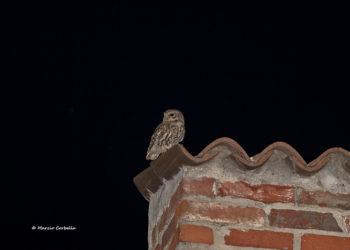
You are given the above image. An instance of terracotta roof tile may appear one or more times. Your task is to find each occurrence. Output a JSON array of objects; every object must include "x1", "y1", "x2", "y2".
[{"x1": 134, "y1": 137, "x2": 350, "y2": 201}]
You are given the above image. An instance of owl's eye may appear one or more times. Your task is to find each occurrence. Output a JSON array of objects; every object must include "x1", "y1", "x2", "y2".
[{"x1": 169, "y1": 113, "x2": 175, "y2": 117}]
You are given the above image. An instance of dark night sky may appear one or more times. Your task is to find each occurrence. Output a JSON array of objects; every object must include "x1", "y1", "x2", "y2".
[{"x1": 5, "y1": 2, "x2": 350, "y2": 250}]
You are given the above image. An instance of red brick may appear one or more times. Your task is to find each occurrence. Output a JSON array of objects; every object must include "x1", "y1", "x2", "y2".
[
  {"x1": 157, "y1": 205, "x2": 172, "y2": 237},
  {"x1": 218, "y1": 181, "x2": 295, "y2": 203},
  {"x1": 301, "y1": 234, "x2": 350, "y2": 250},
  {"x1": 157, "y1": 177, "x2": 216, "y2": 234},
  {"x1": 344, "y1": 216, "x2": 350, "y2": 233},
  {"x1": 152, "y1": 225, "x2": 158, "y2": 247},
  {"x1": 298, "y1": 189, "x2": 350, "y2": 210},
  {"x1": 178, "y1": 224, "x2": 213, "y2": 244},
  {"x1": 161, "y1": 200, "x2": 188, "y2": 247},
  {"x1": 270, "y1": 209, "x2": 342, "y2": 232},
  {"x1": 182, "y1": 178, "x2": 216, "y2": 197},
  {"x1": 183, "y1": 200, "x2": 265, "y2": 226},
  {"x1": 161, "y1": 215, "x2": 176, "y2": 248},
  {"x1": 168, "y1": 229, "x2": 179, "y2": 250},
  {"x1": 224, "y1": 229, "x2": 293, "y2": 249},
  {"x1": 161, "y1": 199, "x2": 265, "y2": 248},
  {"x1": 158, "y1": 180, "x2": 185, "y2": 231}
]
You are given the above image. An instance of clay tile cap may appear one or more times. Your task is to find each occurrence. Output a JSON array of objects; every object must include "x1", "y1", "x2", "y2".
[{"x1": 133, "y1": 137, "x2": 350, "y2": 201}]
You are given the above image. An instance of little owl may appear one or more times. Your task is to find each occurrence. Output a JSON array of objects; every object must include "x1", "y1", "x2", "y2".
[{"x1": 146, "y1": 109, "x2": 185, "y2": 160}]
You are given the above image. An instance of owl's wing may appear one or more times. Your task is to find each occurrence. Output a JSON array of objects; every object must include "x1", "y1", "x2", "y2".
[{"x1": 146, "y1": 123, "x2": 172, "y2": 160}]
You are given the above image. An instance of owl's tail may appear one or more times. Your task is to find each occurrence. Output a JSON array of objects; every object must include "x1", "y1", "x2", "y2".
[{"x1": 146, "y1": 151, "x2": 159, "y2": 160}]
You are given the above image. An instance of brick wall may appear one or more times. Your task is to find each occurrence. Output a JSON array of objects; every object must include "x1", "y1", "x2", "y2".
[
  {"x1": 135, "y1": 140, "x2": 350, "y2": 250},
  {"x1": 150, "y1": 177, "x2": 350, "y2": 250}
]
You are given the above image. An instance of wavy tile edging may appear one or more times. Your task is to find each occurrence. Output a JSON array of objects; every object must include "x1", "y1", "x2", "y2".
[
  {"x1": 134, "y1": 137, "x2": 350, "y2": 201},
  {"x1": 195, "y1": 137, "x2": 350, "y2": 172}
]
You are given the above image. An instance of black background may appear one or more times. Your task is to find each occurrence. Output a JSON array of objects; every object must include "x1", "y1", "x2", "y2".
[{"x1": 6, "y1": 2, "x2": 350, "y2": 250}]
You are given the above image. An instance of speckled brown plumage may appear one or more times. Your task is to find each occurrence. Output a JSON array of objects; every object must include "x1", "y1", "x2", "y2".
[{"x1": 146, "y1": 109, "x2": 185, "y2": 160}]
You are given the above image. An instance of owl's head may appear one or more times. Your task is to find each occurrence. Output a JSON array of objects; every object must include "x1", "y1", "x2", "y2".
[{"x1": 163, "y1": 109, "x2": 184, "y2": 123}]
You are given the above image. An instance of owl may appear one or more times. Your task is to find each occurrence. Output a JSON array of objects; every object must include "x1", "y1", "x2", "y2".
[{"x1": 146, "y1": 109, "x2": 185, "y2": 160}]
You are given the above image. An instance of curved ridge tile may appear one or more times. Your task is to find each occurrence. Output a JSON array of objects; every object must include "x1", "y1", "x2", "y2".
[
  {"x1": 196, "y1": 137, "x2": 250, "y2": 159},
  {"x1": 191, "y1": 137, "x2": 350, "y2": 172},
  {"x1": 134, "y1": 138, "x2": 350, "y2": 201},
  {"x1": 231, "y1": 151, "x2": 273, "y2": 168},
  {"x1": 177, "y1": 144, "x2": 219, "y2": 165}
]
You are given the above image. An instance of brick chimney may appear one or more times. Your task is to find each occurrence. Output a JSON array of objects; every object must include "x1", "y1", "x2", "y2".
[{"x1": 134, "y1": 137, "x2": 350, "y2": 250}]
